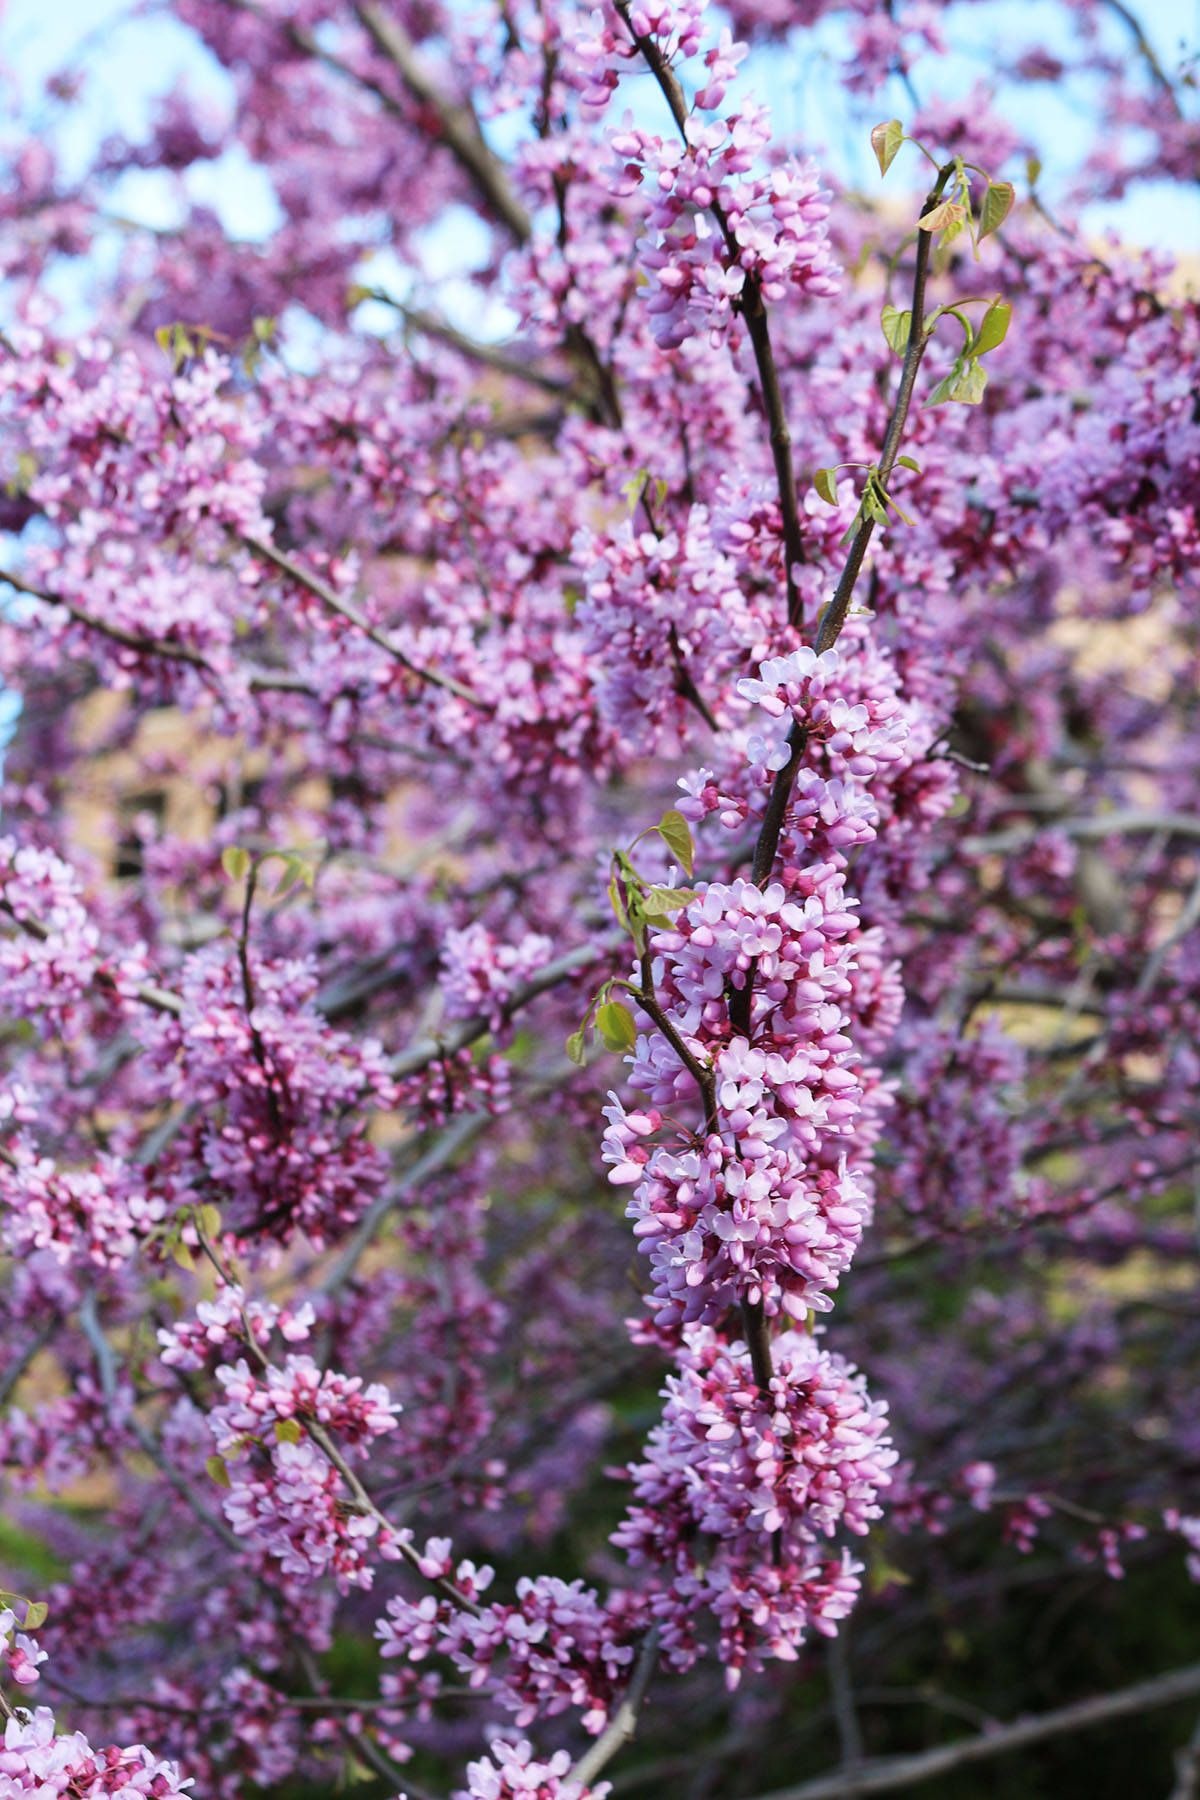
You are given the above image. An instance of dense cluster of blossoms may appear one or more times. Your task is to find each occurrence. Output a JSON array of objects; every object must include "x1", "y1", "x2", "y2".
[
  {"x1": 131, "y1": 949, "x2": 398, "y2": 1245},
  {"x1": 0, "y1": 1712, "x2": 192, "y2": 1798},
  {"x1": 0, "y1": 0, "x2": 1196, "y2": 1791},
  {"x1": 610, "y1": 108, "x2": 838, "y2": 349},
  {"x1": 208, "y1": 1356, "x2": 401, "y2": 1589},
  {"x1": 615, "y1": 1325, "x2": 895, "y2": 1676},
  {"x1": 379, "y1": 1568, "x2": 634, "y2": 1733},
  {"x1": 0, "y1": 1616, "x2": 190, "y2": 1796},
  {"x1": 599, "y1": 641, "x2": 918, "y2": 1672},
  {"x1": 441, "y1": 925, "x2": 556, "y2": 1033}
]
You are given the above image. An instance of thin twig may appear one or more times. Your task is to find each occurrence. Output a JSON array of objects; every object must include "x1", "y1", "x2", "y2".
[
  {"x1": 0, "y1": 565, "x2": 214, "y2": 671},
  {"x1": 242, "y1": 534, "x2": 491, "y2": 709},
  {"x1": 387, "y1": 943, "x2": 601, "y2": 1078}
]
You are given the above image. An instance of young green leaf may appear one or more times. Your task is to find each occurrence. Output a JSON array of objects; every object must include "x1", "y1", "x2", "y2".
[
  {"x1": 972, "y1": 298, "x2": 1012, "y2": 357},
  {"x1": 596, "y1": 1000, "x2": 638, "y2": 1052},
  {"x1": 22, "y1": 1599, "x2": 48, "y2": 1630},
  {"x1": 221, "y1": 845, "x2": 251, "y2": 881},
  {"x1": 640, "y1": 885, "x2": 699, "y2": 918},
  {"x1": 929, "y1": 358, "x2": 989, "y2": 407},
  {"x1": 813, "y1": 466, "x2": 839, "y2": 505},
  {"x1": 896, "y1": 454, "x2": 922, "y2": 473},
  {"x1": 196, "y1": 1203, "x2": 222, "y2": 1243},
  {"x1": 273, "y1": 855, "x2": 305, "y2": 897},
  {"x1": 917, "y1": 199, "x2": 965, "y2": 234},
  {"x1": 274, "y1": 1418, "x2": 303, "y2": 1444},
  {"x1": 880, "y1": 305, "x2": 912, "y2": 355},
  {"x1": 869, "y1": 119, "x2": 904, "y2": 177},
  {"x1": 565, "y1": 1029, "x2": 588, "y2": 1066},
  {"x1": 205, "y1": 1454, "x2": 232, "y2": 1488},
  {"x1": 978, "y1": 181, "x2": 1015, "y2": 240},
  {"x1": 656, "y1": 808, "x2": 694, "y2": 876},
  {"x1": 952, "y1": 359, "x2": 989, "y2": 404}
]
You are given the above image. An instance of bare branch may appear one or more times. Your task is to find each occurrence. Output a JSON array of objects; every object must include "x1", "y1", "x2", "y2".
[
  {"x1": 352, "y1": 1, "x2": 532, "y2": 242},
  {"x1": 241, "y1": 534, "x2": 493, "y2": 709},
  {"x1": 568, "y1": 1626, "x2": 661, "y2": 1789},
  {"x1": 747, "y1": 1662, "x2": 1200, "y2": 1800}
]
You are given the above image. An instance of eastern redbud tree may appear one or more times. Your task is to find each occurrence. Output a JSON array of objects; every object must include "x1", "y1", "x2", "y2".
[{"x1": 0, "y1": 0, "x2": 1197, "y2": 1795}]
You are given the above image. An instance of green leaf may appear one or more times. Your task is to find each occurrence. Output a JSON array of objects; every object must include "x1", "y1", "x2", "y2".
[
  {"x1": 196, "y1": 1203, "x2": 222, "y2": 1243},
  {"x1": 952, "y1": 359, "x2": 989, "y2": 404},
  {"x1": 972, "y1": 298, "x2": 1012, "y2": 357},
  {"x1": 596, "y1": 1000, "x2": 638, "y2": 1052},
  {"x1": 221, "y1": 845, "x2": 251, "y2": 881},
  {"x1": 813, "y1": 467, "x2": 839, "y2": 505},
  {"x1": 620, "y1": 467, "x2": 651, "y2": 510},
  {"x1": 880, "y1": 305, "x2": 912, "y2": 355},
  {"x1": 896, "y1": 454, "x2": 922, "y2": 473},
  {"x1": 978, "y1": 181, "x2": 1015, "y2": 241},
  {"x1": 274, "y1": 855, "x2": 305, "y2": 897},
  {"x1": 606, "y1": 873, "x2": 629, "y2": 936},
  {"x1": 565, "y1": 1029, "x2": 588, "y2": 1067},
  {"x1": 7, "y1": 450, "x2": 37, "y2": 496},
  {"x1": 656, "y1": 809, "x2": 694, "y2": 876},
  {"x1": 274, "y1": 1418, "x2": 303, "y2": 1444},
  {"x1": 930, "y1": 358, "x2": 989, "y2": 407},
  {"x1": 1025, "y1": 156, "x2": 1042, "y2": 189},
  {"x1": 640, "y1": 885, "x2": 699, "y2": 918},
  {"x1": 22, "y1": 1600, "x2": 48, "y2": 1630},
  {"x1": 917, "y1": 198, "x2": 965, "y2": 234},
  {"x1": 205, "y1": 1455, "x2": 231, "y2": 1488},
  {"x1": 869, "y1": 119, "x2": 904, "y2": 177}
]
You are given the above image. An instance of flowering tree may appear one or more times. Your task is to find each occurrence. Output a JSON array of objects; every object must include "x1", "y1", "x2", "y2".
[{"x1": 0, "y1": 0, "x2": 1197, "y2": 1793}]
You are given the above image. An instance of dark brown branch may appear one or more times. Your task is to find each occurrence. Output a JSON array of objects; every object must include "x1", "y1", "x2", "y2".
[
  {"x1": 395, "y1": 302, "x2": 575, "y2": 396},
  {"x1": 612, "y1": 1, "x2": 807, "y2": 624},
  {"x1": 0, "y1": 565, "x2": 214, "y2": 671}
]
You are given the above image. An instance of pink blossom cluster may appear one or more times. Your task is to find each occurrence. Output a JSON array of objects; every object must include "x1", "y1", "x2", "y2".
[
  {"x1": 885, "y1": 1018, "x2": 1044, "y2": 1228},
  {"x1": 614, "y1": 1325, "x2": 894, "y2": 1678},
  {"x1": 0, "y1": 1609, "x2": 46, "y2": 1689},
  {"x1": 209, "y1": 1356, "x2": 400, "y2": 1589},
  {"x1": 598, "y1": 641, "x2": 918, "y2": 1674},
  {"x1": 440, "y1": 924, "x2": 556, "y2": 1033},
  {"x1": 0, "y1": 838, "x2": 145, "y2": 1036},
  {"x1": 157, "y1": 1286, "x2": 316, "y2": 1371},
  {"x1": 611, "y1": 108, "x2": 838, "y2": 349},
  {"x1": 0, "y1": 1709, "x2": 192, "y2": 1796},
  {"x1": 0, "y1": 1146, "x2": 165, "y2": 1272},
  {"x1": 456, "y1": 1737, "x2": 610, "y2": 1800},
  {"x1": 132, "y1": 948, "x2": 397, "y2": 1245},
  {"x1": 379, "y1": 1568, "x2": 635, "y2": 1734},
  {"x1": 576, "y1": 507, "x2": 763, "y2": 745}
]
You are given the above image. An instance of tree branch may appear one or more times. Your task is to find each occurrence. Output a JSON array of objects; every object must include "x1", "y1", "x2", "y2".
[
  {"x1": 352, "y1": 1, "x2": 532, "y2": 243},
  {"x1": 612, "y1": 1, "x2": 808, "y2": 624},
  {"x1": 747, "y1": 1662, "x2": 1200, "y2": 1800},
  {"x1": 568, "y1": 1625, "x2": 661, "y2": 1789},
  {"x1": 241, "y1": 533, "x2": 492, "y2": 709}
]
